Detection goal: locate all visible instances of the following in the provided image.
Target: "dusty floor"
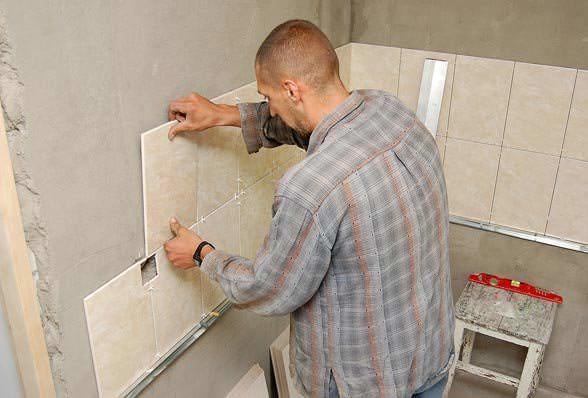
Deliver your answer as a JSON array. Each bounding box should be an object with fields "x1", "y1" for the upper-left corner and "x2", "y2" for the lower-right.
[{"x1": 450, "y1": 372, "x2": 583, "y2": 398}]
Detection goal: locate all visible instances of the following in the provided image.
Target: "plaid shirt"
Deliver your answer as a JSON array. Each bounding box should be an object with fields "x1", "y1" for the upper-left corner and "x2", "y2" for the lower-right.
[{"x1": 201, "y1": 90, "x2": 455, "y2": 398}]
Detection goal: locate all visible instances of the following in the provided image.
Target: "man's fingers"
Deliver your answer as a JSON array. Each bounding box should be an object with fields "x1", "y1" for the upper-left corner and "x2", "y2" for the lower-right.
[
  {"x1": 168, "y1": 122, "x2": 190, "y2": 140},
  {"x1": 169, "y1": 217, "x2": 183, "y2": 236}
]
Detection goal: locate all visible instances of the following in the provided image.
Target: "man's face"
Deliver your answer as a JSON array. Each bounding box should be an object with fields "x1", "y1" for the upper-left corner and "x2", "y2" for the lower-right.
[{"x1": 255, "y1": 64, "x2": 313, "y2": 137}]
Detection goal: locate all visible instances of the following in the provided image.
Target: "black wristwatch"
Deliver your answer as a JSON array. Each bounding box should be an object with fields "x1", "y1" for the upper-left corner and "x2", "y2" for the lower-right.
[{"x1": 193, "y1": 241, "x2": 215, "y2": 267}]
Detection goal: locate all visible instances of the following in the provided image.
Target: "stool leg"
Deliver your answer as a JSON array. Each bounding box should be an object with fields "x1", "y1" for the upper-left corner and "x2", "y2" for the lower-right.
[
  {"x1": 516, "y1": 342, "x2": 544, "y2": 398},
  {"x1": 443, "y1": 319, "x2": 465, "y2": 398},
  {"x1": 461, "y1": 330, "x2": 475, "y2": 364}
]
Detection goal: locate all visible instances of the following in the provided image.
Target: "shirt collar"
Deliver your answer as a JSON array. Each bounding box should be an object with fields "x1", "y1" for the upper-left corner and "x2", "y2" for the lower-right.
[{"x1": 306, "y1": 90, "x2": 364, "y2": 155}]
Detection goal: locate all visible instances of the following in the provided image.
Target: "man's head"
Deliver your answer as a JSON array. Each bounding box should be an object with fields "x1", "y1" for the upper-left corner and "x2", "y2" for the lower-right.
[{"x1": 255, "y1": 20, "x2": 346, "y2": 136}]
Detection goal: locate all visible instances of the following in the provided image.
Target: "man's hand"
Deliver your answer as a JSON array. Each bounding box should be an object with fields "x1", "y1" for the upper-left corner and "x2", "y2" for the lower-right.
[
  {"x1": 167, "y1": 92, "x2": 241, "y2": 140},
  {"x1": 164, "y1": 217, "x2": 204, "y2": 269}
]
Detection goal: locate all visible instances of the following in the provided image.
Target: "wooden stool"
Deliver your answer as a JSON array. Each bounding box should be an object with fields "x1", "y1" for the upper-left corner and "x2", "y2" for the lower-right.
[{"x1": 443, "y1": 281, "x2": 558, "y2": 398}]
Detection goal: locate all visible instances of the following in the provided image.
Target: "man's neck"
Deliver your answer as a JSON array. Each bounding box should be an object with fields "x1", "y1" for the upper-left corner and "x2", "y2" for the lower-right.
[{"x1": 306, "y1": 83, "x2": 351, "y2": 131}]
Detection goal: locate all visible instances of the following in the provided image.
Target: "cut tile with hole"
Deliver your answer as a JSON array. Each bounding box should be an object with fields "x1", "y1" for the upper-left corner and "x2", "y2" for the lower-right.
[
  {"x1": 443, "y1": 138, "x2": 501, "y2": 222},
  {"x1": 335, "y1": 44, "x2": 352, "y2": 87},
  {"x1": 149, "y1": 247, "x2": 202, "y2": 356},
  {"x1": 503, "y1": 62, "x2": 576, "y2": 155},
  {"x1": 239, "y1": 175, "x2": 276, "y2": 259},
  {"x1": 448, "y1": 55, "x2": 513, "y2": 145},
  {"x1": 349, "y1": 43, "x2": 401, "y2": 93},
  {"x1": 562, "y1": 69, "x2": 588, "y2": 162},
  {"x1": 84, "y1": 262, "x2": 156, "y2": 398},
  {"x1": 491, "y1": 148, "x2": 559, "y2": 233},
  {"x1": 546, "y1": 157, "x2": 588, "y2": 244},
  {"x1": 397, "y1": 48, "x2": 456, "y2": 136},
  {"x1": 197, "y1": 199, "x2": 240, "y2": 314},
  {"x1": 142, "y1": 121, "x2": 199, "y2": 255}
]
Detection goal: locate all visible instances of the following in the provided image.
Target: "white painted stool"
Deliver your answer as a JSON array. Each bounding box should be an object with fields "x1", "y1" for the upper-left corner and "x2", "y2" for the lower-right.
[{"x1": 443, "y1": 281, "x2": 558, "y2": 398}]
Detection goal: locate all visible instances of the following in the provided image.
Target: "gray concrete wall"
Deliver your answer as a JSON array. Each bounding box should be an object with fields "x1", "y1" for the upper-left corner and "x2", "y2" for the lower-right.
[
  {"x1": 351, "y1": 0, "x2": 588, "y2": 69},
  {"x1": 0, "y1": 1, "x2": 350, "y2": 397},
  {"x1": 450, "y1": 224, "x2": 588, "y2": 396}
]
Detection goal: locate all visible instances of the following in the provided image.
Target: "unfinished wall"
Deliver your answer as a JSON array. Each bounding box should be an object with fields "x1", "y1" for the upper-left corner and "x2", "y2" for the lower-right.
[
  {"x1": 0, "y1": 1, "x2": 351, "y2": 397},
  {"x1": 351, "y1": 0, "x2": 588, "y2": 70}
]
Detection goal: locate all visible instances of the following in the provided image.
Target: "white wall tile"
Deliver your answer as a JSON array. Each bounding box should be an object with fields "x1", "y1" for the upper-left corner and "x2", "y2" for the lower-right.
[
  {"x1": 491, "y1": 148, "x2": 559, "y2": 232},
  {"x1": 546, "y1": 157, "x2": 588, "y2": 243},
  {"x1": 448, "y1": 55, "x2": 513, "y2": 145},
  {"x1": 503, "y1": 62, "x2": 576, "y2": 155},
  {"x1": 349, "y1": 43, "x2": 401, "y2": 93},
  {"x1": 562, "y1": 70, "x2": 588, "y2": 162},
  {"x1": 443, "y1": 138, "x2": 501, "y2": 222}
]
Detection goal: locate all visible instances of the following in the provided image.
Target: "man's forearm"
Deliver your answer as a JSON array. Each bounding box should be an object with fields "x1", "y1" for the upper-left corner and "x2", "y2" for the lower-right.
[{"x1": 215, "y1": 104, "x2": 241, "y2": 128}]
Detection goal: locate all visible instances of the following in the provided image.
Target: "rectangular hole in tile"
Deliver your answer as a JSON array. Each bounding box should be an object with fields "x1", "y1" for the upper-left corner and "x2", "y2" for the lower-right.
[{"x1": 140, "y1": 254, "x2": 158, "y2": 285}]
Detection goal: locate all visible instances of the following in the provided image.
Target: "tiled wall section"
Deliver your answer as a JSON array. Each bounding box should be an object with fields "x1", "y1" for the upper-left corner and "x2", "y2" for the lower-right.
[
  {"x1": 348, "y1": 43, "x2": 588, "y2": 245},
  {"x1": 84, "y1": 46, "x2": 350, "y2": 397}
]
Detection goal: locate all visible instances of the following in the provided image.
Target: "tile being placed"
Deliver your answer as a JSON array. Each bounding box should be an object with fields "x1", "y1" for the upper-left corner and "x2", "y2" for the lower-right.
[
  {"x1": 503, "y1": 62, "x2": 576, "y2": 155},
  {"x1": 84, "y1": 262, "x2": 156, "y2": 398},
  {"x1": 239, "y1": 174, "x2": 276, "y2": 259},
  {"x1": 197, "y1": 198, "x2": 240, "y2": 314},
  {"x1": 443, "y1": 138, "x2": 501, "y2": 222},
  {"x1": 149, "y1": 247, "x2": 202, "y2": 356},
  {"x1": 546, "y1": 157, "x2": 588, "y2": 244},
  {"x1": 349, "y1": 43, "x2": 401, "y2": 93},
  {"x1": 491, "y1": 147, "x2": 559, "y2": 233},
  {"x1": 448, "y1": 55, "x2": 514, "y2": 145},
  {"x1": 562, "y1": 70, "x2": 588, "y2": 162},
  {"x1": 397, "y1": 49, "x2": 456, "y2": 136},
  {"x1": 142, "y1": 121, "x2": 199, "y2": 255},
  {"x1": 335, "y1": 44, "x2": 352, "y2": 87}
]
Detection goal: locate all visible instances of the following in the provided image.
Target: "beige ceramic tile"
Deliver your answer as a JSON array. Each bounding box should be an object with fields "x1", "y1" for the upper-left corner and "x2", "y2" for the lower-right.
[
  {"x1": 237, "y1": 143, "x2": 274, "y2": 191},
  {"x1": 197, "y1": 199, "x2": 240, "y2": 314},
  {"x1": 84, "y1": 263, "x2": 156, "y2": 397},
  {"x1": 273, "y1": 143, "x2": 302, "y2": 169},
  {"x1": 448, "y1": 55, "x2": 514, "y2": 144},
  {"x1": 397, "y1": 48, "x2": 456, "y2": 136},
  {"x1": 443, "y1": 138, "x2": 501, "y2": 222},
  {"x1": 239, "y1": 174, "x2": 276, "y2": 259},
  {"x1": 491, "y1": 148, "x2": 559, "y2": 233},
  {"x1": 349, "y1": 43, "x2": 401, "y2": 93},
  {"x1": 546, "y1": 157, "x2": 588, "y2": 244},
  {"x1": 194, "y1": 124, "x2": 239, "y2": 218},
  {"x1": 562, "y1": 70, "x2": 588, "y2": 161},
  {"x1": 149, "y1": 247, "x2": 202, "y2": 356},
  {"x1": 142, "y1": 121, "x2": 199, "y2": 255},
  {"x1": 503, "y1": 62, "x2": 576, "y2": 155},
  {"x1": 335, "y1": 44, "x2": 352, "y2": 87}
]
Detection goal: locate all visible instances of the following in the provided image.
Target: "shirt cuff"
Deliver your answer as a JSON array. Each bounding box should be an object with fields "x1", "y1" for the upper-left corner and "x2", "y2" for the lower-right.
[{"x1": 237, "y1": 102, "x2": 263, "y2": 154}]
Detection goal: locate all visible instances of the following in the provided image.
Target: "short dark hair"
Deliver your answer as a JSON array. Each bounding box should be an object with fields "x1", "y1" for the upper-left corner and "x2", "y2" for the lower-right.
[{"x1": 255, "y1": 20, "x2": 339, "y2": 91}]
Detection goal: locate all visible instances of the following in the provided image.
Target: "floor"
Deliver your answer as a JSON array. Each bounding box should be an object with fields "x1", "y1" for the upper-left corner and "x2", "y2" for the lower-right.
[{"x1": 450, "y1": 372, "x2": 584, "y2": 398}]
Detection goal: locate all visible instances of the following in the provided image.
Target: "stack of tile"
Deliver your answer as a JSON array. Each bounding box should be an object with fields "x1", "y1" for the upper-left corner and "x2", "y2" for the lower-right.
[
  {"x1": 271, "y1": 327, "x2": 303, "y2": 398},
  {"x1": 225, "y1": 364, "x2": 269, "y2": 398}
]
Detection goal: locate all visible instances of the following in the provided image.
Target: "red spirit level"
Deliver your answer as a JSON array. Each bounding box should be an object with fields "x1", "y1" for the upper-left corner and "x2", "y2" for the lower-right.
[{"x1": 468, "y1": 273, "x2": 563, "y2": 304}]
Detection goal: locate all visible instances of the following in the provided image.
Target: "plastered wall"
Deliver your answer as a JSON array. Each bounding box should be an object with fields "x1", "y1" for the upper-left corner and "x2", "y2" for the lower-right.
[{"x1": 0, "y1": 2, "x2": 350, "y2": 397}]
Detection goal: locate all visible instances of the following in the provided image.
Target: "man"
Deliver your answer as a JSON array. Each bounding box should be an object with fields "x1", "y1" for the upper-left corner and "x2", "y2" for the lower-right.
[{"x1": 164, "y1": 20, "x2": 454, "y2": 398}]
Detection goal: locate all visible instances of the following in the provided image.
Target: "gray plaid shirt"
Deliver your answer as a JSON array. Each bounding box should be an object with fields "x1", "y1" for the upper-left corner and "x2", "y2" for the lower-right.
[{"x1": 201, "y1": 90, "x2": 455, "y2": 398}]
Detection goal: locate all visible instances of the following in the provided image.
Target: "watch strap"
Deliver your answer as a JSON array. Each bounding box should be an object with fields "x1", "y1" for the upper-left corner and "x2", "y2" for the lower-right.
[{"x1": 193, "y1": 241, "x2": 215, "y2": 266}]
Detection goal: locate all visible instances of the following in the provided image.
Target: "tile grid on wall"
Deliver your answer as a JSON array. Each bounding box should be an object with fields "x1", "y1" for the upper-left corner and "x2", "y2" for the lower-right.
[
  {"x1": 487, "y1": 60, "x2": 517, "y2": 223},
  {"x1": 544, "y1": 69, "x2": 578, "y2": 233},
  {"x1": 349, "y1": 42, "x2": 588, "y2": 246}
]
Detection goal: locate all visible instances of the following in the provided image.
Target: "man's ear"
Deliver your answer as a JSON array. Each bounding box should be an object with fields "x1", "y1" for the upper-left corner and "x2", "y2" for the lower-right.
[{"x1": 282, "y1": 80, "x2": 300, "y2": 103}]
